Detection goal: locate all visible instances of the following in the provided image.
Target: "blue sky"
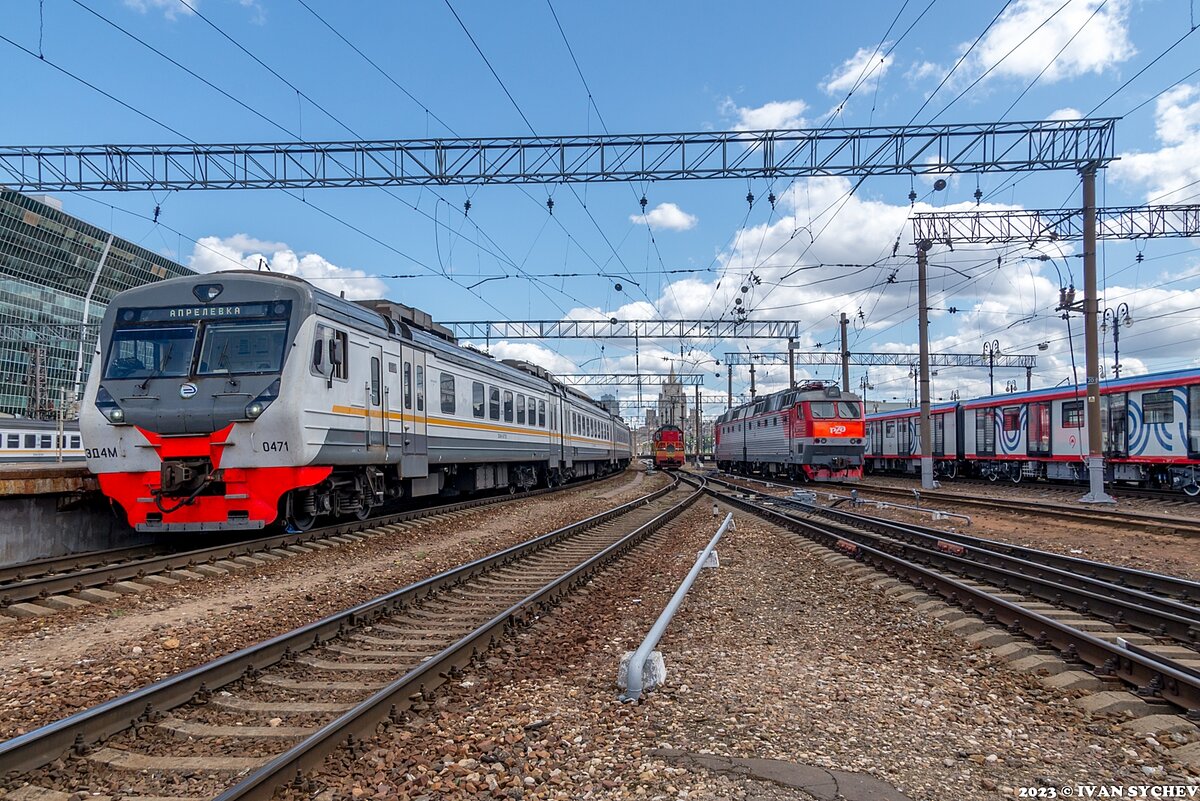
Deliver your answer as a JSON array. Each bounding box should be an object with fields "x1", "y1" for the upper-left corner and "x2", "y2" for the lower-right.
[{"x1": 3, "y1": 0, "x2": 1199, "y2": 418}]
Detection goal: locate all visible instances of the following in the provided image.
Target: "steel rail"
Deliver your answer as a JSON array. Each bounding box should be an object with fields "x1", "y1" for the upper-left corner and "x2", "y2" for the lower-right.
[
  {"x1": 215, "y1": 479, "x2": 704, "y2": 801},
  {"x1": 0, "y1": 543, "x2": 173, "y2": 586},
  {"x1": 708, "y1": 484, "x2": 1200, "y2": 714},
  {"x1": 0, "y1": 474, "x2": 681, "y2": 776},
  {"x1": 0, "y1": 471, "x2": 625, "y2": 609}
]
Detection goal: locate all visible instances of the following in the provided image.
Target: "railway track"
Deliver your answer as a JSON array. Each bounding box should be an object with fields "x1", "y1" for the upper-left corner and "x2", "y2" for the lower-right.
[
  {"x1": 715, "y1": 470, "x2": 1200, "y2": 536},
  {"x1": 703, "y1": 474, "x2": 1200, "y2": 715},
  {"x1": 0, "y1": 475, "x2": 700, "y2": 800},
  {"x1": 0, "y1": 471, "x2": 629, "y2": 615}
]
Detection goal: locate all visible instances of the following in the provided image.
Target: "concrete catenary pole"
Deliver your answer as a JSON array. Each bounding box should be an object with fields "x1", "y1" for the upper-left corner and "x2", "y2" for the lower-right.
[
  {"x1": 916, "y1": 241, "x2": 936, "y2": 490},
  {"x1": 788, "y1": 338, "x2": 796, "y2": 389},
  {"x1": 1080, "y1": 166, "x2": 1115, "y2": 503},
  {"x1": 839, "y1": 312, "x2": 850, "y2": 392},
  {"x1": 726, "y1": 364, "x2": 733, "y2": 410}
]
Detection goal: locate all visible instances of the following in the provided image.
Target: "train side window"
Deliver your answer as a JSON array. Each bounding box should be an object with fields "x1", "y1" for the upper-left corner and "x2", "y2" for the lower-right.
[
  {"x1": 516, "y1": 394, "x2": 526, "y2": 424},
  {"x1": 403, "y1": 362, "x2": 412, "y2": 410},
  {"x1": 25, "y1": 434, "x2": 36, "y2": 449},
  {"x1": 503, "y1": 391, "x2": 514, "y2": 422},
  {"x1": 370, "y1": 357, "x2": 381, "y2": 406},
  {"x1": 1002, "y1": 406, "x2": 1020, "y2": 432},
  {"x1": 1144, "y1": 391, "x2": 1174, "y2": 424},
  {"x1": 312, "y1": 326, "x2": 348, "y2": 381},
  {"x1": 5, "y1": 434, "x2": 16, "y2": 448},
  {"x1": 1027, "y1": 402, "x2": 1051, "y2": 456},
  {"x1": 441, "y1": 373, "x2": 456, "y2": 415},
  {"x1": 70, "y1": 435, "x2": 81, "y2": 448},
  {"x1": 415, "y1": 366, "x2": 425, "y2": 412},
  {"x1": 40, "y1": 435, "x2": 52, "y2": 448},
  {"x1": 1063, "y1": 400, "x2": 1084, "y2": 428},
  {"x1": 885, "y1": 421, "x2": 895, "y2": 436},
  {"x1": 1189, "y1": 386, "x2": 1200, "y2": 455},
  {"x1": 472, "y1": 382, "x2": 485, "y2": 418},
  {"x1": 977, "y1": 409, "x2": 996, "y2": 455},
  {"x1": 529, "y1": 397, "x2": 537, "y2": 426},
  {"x1": 489, "y1": 387, "x2": 501, "y2": 420}
]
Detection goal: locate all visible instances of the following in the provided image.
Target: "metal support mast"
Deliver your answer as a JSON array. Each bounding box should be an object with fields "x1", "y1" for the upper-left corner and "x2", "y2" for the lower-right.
[
  {"x1": 839, "y1": 313, "x2": 850, "y2": 392},
  {"x1": 788, "y1": 338, "x2": 796, "y2": 389}
]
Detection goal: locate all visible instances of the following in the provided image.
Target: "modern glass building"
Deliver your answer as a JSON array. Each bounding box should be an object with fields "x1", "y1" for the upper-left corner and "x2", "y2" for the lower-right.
[{"x1": 0, "y1": 191, "x2": 194, "y2": 419}]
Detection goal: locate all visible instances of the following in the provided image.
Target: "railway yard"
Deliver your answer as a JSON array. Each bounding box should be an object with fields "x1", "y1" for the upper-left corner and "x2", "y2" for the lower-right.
[{"x1": 1, "y1": 465, "x2": 1200, "y2": 800}]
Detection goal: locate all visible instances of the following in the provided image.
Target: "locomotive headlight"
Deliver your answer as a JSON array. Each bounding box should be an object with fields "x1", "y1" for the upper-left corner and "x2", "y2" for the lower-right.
[
  {"x1": 95, "y1": 386, "x2": 128, "y2": 426},
  {"x1": 243, "y1": 379, "x2": 281, "y2": 421},
  {"x1": 108, "y1": 408, "x2": 125, "y2": 423}
]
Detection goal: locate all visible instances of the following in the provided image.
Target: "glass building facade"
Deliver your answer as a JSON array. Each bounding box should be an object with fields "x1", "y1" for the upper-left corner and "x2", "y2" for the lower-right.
[{"x1": 0, "y1": 191, "x2": 194, "y2": 419}]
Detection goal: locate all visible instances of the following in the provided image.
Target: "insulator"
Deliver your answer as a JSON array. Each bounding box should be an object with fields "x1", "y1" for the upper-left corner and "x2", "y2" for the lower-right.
[
  {"x1": 745, "y1": 191, "x2": 754, "y2": 207},
  {"x1": 1136, "y1": 252, "x2": 1144, "y2": 263},
  {"x1": 546, "y1": 197, "x2": 554, "y2": 215},
  {"x1": 768, "y1": 191, "x2": 776, "y2": 209},
  {"x1": 639, "y1": 195, "x2": 647, "y2": 211},
  {"x1": 908, "y1": 189, "x2": 917, "y2": 204},
  {"x1": 973, "y1": 187, "x2": 982, "y2": 204},
  {"x1": 463, "y1": 199, "x2": 472, "y2": 215}
]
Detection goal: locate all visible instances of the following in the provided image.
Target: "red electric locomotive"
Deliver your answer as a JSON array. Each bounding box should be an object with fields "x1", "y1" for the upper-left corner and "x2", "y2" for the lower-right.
[
  {"x1": 652, "y1": 424, "x2": 686, "y2": 469},
  {"x1": 714, "y1": 381, "x2": 865, "y2": 481}
]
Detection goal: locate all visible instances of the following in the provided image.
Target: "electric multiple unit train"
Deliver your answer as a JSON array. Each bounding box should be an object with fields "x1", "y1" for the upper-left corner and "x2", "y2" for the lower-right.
[
  {"x1": 863, "y1": 368, "x2": 1200, "y2": 494},
  {"x1": 80, "y1": 272, "x2": 632, "y2": 532},
  {"x1": 714, "y1": 381, "x2": 866, "y2": 481}
]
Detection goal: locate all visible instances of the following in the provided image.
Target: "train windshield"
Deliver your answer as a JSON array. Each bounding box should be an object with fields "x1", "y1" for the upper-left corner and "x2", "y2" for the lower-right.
[
  {"x1": 196, "y1": 321, "x2": 289, "y2": 375},
  {"x1": 104, "y1": 326, "x2": 196, "y2": 379},
  {"x1": 809, "y1": 401, "x2": 862, "y2": 419}
]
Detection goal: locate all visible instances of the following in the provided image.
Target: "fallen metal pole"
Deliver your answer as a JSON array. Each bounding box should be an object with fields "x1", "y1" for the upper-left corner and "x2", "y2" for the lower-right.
[{"x1": 619, "y1": 512, "x2": 734, "y2": 702}]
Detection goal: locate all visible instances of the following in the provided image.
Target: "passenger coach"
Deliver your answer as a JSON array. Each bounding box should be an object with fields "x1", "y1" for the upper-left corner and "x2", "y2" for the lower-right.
[
  {"x1": 81, "y1": 272, "x2": 632, "y2": 532},
  {"x1": 864, "y1": 368, "x2": 1200, "y2": 494}
]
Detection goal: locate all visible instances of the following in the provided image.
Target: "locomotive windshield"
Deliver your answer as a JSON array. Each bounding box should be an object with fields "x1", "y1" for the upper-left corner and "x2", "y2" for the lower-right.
[
  {"x1": 196, "y1": 321, "x2": 289, "y2": 375},
  {"x1": 809, "y1": 401, "x2": 862, "y2": 419},
  {"x1": 104, "y1": 326, "x2": 196, "y2": 379}
]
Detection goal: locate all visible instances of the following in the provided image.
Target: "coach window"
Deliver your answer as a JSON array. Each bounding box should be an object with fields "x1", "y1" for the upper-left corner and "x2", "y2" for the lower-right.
[
  {"x1": 538, "y1": 400, "x2": 546, "y2": 428},
  {"x1": 472, "y1": 382, "x2": 485, "y2": 418},
  {"x1": 503, "y1": 391, "x2": 514, "y2": 423},
  {"x1": 40, "y1": 435, "x2": 52, "y2": 449},
  {"x1": 1144, "y1": 391, "x2": 1174, "y2": 424},
  {"x1": 70, "y1": 435, "x2": 81, "y2": 448},
  {"x1": 528, "y1": 397, "x2": 537, "y2": 426},
  {"x1": 5, "y1": 434, "x2": 15, "y2": 449},
  {"x1": 370, "y1": 357, "x2": 381, "y2": 406},
  {"x1": 403, "y1": 362, "x2": 412, "y2": 410},
  {"x1": 441, "y1": 373, "x2": 456, "y2": 415},
  {"x1": 24, "y1": 434, "x2": 35, "y2": 449},
  {"x1": 977, "y1": 409, "x2": 996, "y2": 456},
  {"x1": 1188, "y1": 386, "x2": 1200, "y2": 455},
  {"x1": 1063, "y1": 400, "x2": 1084, "y2": 428},
  {"x1": 489, "y1": 387, "x2": 501, "y2": 421},
  {"x1": 933, "y1": 415, "x2": 945, "y2": 456},
  {"x1": 1002, "y1": 406, "x2": 1020, "y2": 432},
  {"x1": 415, "y1": 366, "x2": 425, "y2": 412},
  {"x1": 1027, "y1": 402, "x2": 1051, "y2": 456},
  {"x1": 517, "y1": 394, "x2": 526, "y2": 424}
]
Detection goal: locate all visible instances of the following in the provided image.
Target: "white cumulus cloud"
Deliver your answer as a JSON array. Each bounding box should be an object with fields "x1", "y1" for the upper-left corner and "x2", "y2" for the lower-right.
[
  {"x1": 629, "y1": 202, "x2": 698, "y2": 232},
  {"x1": 1113, "y1": 84, "x2": 1200, "y2": 202},
  {"x1": 123, "y1": 0, "x2": 196, "y2": 18},
  {"x1": 823, "y1": 45, "x2": 894, "y2": 96},
  {"x1": 470, "y1": 341, "x2": 578, "y2": 376},
  {"x1": 1046, "y1": 106, "x2": 1084, "y2": 120},
  {"x1": 720, "y1": 98, "x2": 808, "y2": 130},
  {"x1": 189, "y1": 233, "x2": 387, "y2": 300},
  {"x1": 968, "y1": 0, "x2": 1135, "y2": 83}
]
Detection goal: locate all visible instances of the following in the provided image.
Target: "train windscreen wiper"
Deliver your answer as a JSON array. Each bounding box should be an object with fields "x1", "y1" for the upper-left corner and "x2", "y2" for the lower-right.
[{"x1": 137, "y1": 342, "x2": 175, "y2": 391}]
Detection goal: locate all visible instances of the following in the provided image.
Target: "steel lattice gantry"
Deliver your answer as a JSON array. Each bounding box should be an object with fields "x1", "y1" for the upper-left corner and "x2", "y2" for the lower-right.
[
  {"x1": 722, "y1": 351, "x2": 1037, "y2": 368},
  {"x1": 450, "y1": 319, "x2": 803, "y2": 340},
  {"x1": 0, "y1": 119, "x2": 1117, "y2": 192},
  {"x1": 555, "y1": 373, "x2": 706, "y2": 387},
  {"x1": 912, "y1": 204, "x2": 1200, "y2": 244}
]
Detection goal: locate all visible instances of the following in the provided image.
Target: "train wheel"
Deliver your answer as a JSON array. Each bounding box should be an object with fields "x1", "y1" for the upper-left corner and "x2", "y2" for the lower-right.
[
  {"x1": 1185, "y1": 484, "x2": 1200, "y2": 497},
  {"x1": 285, "y1": 492, "x2": 318, "y2": 533},
  {"x1": 943, "y1": 462, "x2": 958, "y2": 480},
  {"x1": 1010, "y1": 468, "x2": 1023, "y2": 484}
]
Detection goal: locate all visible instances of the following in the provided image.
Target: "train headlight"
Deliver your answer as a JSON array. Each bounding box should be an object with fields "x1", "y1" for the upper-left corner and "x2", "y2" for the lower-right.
[
  {"x1": 243, "y1": 379, "x2": 281, "y2": 421},
  {"x1": 95, "y1": 386, "x2": 127, "y2": 425},
  {"x1": 108, "y1": 408, "x2": 125, "y2": 423}
]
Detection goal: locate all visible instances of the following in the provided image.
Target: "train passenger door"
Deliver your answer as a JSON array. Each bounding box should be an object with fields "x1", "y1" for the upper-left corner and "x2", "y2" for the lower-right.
[
  {"x1": 1102, "y1": 393, "x2": 1128, "y2": 458},
  {"x1": 932, "y1": 414, "x2": 945, "y2": 457},
  {"x1": 1190, "y1": 386, "x2": 1200, "y2": 458},
  {"x1": 399, "y1": 347, "x2": 429, "y2": 475},
  {"x1": 367, "y1": 344, "x2": 386, "y2": 451}
]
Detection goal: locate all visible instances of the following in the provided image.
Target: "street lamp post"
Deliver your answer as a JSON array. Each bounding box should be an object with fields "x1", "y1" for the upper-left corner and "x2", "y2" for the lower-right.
[
  {"x1": 983, "y1": 340, "x2": 1000, "y2": 395},
  {"x1": 1101, "y1": 303, "x2": 1133, "y2": 379}
]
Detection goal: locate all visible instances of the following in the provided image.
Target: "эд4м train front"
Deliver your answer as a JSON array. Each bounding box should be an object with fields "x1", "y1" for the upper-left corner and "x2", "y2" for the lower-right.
[{"x1": 80, "y1": 272, "x2": 341, "y2": 533}]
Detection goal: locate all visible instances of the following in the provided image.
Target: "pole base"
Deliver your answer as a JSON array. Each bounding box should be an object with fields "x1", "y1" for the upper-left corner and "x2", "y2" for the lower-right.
[
  {"x1": 1079, "y1": 491, "x2": 1116, "y2": 504},
  {"x1": 1078, "y1": 457, "x2": 1116, "y2": 504}
]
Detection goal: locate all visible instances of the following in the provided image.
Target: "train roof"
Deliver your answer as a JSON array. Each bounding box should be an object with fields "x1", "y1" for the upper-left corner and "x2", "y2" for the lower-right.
[{"x1": 716, "y1": 382, "x2": 863, "y2": 423}]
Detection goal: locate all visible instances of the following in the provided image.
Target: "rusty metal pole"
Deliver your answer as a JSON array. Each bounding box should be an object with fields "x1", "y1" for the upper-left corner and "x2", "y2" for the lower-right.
[
  {"x1": 916, "y1": 242, "x2": 937, "y2": 490},
  {"x1": 749, "y1": 361, "x2": 756, "y2": 399},
  {"x1": 788, "y1": 338, "x2": 796, "y2": 389},
  {"x1": 1080, "y1": 166, "x2": 1115, "y2": 504},
  {"x1": 694, "y1": 384, "x2": 702, "y2": 465},
  {"x1": 726, "y1": 364, "x2": 733, "y2": 410}
]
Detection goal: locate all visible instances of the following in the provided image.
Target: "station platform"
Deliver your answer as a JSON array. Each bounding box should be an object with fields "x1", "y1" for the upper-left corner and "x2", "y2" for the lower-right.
[{"x1": 0, "y1": 462, "x2": 96, "y2": 497}]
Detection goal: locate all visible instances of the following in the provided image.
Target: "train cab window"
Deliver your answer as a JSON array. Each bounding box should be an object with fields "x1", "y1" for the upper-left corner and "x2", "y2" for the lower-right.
[
  {"x1": 810, "y1": 402, "x2": 835, "y2": 418},
  {"x1": 1027, "y1": 402, "x2": 1051, "y2": 456},
  {"x1": 838, "y1": 401, "x2": 861, "y2": 418},
  {"x1": 197, "y1": 321, "x2": 288, "y2": 375},
  {"x1": 403, "y1": 363, "x2": 412, "y2": 410},
  {"x1": 1144, "y1": 391, "x2": 1175, "y2": 424},
  {"x1": 106, "y1": 325, "x2": 195, "y2": 379},
  {"x1": 441, "y1": 373, "x2": 456, "y2": 415},
  {"x1": 516, "y1": 394, "x2": 526, "y2": 424},
  {"x1": 472, "y1": 382, "x2": 485, "y2": 418},
  {"x1": 24, "y1": 434, "x2": 36, "y2": 449},
  {"x1": 370, "y1": 357, "x2": 381, "y2": 406},
  {"x1": 1002, "y1": 406, "x2": 1020, "y2": 432},
  {"x1": 70, "y1": 435, "x2": 81, "y2": 448},
  {"x1": 503, "y1": 391, "x2": 514, "y2": 423},
  {"x1": 538, "y1": 400, "x2": 546, "y2": 428},
  {"x1": 415, "y1": 366, "x2": 425, "y2": 412},
  {"x1": 489, "y1": 387, "x2": 501, "y2": 421},
  {"x1": 528, "y1": 397, "x2": 537, "y2": 426},
  {"x1": 1063, "y1": 400, "x2": 1084, "y2": 428}
]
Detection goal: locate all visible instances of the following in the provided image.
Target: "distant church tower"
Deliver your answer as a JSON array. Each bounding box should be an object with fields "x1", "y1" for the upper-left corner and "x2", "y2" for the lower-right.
[{"x1": 656, "y1": 364, "x2": 687, "y2": 427}]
